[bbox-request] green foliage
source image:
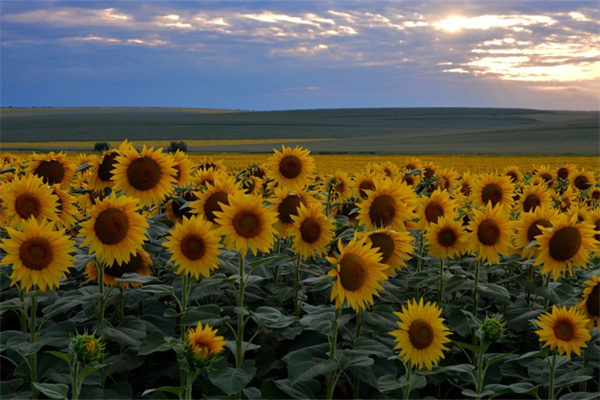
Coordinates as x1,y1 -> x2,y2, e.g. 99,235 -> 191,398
93,142 -> 110,152
167,140 -> 188,153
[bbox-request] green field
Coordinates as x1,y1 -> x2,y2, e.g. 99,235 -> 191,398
1,107 -> 598,154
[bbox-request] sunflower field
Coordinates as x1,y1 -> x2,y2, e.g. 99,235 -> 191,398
0,142 -> 599,400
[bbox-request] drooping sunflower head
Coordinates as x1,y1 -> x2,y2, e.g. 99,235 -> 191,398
79,194 -> 149,266
269,187 -> 313,238
470,173 -> 516,210
357,178 -> 417,231
84,249 -> 153,289
163,215 -> 222,279
26,151 -> 75,189
403,158 -> 423,174
51,184 -> 79,230
191,175 -> 242,228
327,238 -> 388,312
424,214 -> 467,260
534,305 -> 591,359
2,174 -> 59,227
534,213 -> 599,281
534,165 -> 555,186
187,322 -> 227,365
466,203 -> 515,265
192,167 -> 228,191
269,145 -> 316,190
380,161 -> 400,179
576,276 -> 600,332
458,172 -> 475,198
1,217 -> 75,293
353,170 -> 379,199
169,150 -> 194,187
360,227 -> 414,273
513,206 -> 558,259
87,150 -> 120,194
112,145 -> 177,207
389,298 -> 452,370
416,188 -> 458,230
328,170 -> 353,201
214,192 -> 278,258
436,168 -> 459,191
422,162 -> 439,181
240,175 -> 264,196
289,202 -> 335,260
515,184 -> 552,214
196,156 -> 227,173
556,164 -> 576,181
502,165 -> 524,184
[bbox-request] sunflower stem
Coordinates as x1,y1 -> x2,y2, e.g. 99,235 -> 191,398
29,294 -> 39,400
326,306 -> 342,400
236,254 -> 246,368
71,359 -> 80,400
402,362 -> 413,400
18,288 -> 27,333
118,286 -> 125,323
273,237 -> 281,283
294,253 -> 302,316
542,272 -> 552,310
438,258 -> 445,304
415,233 -> 425,299
352,311 -> 363,399
97,261 -> 106,325
472,258 -> 481,349
475,338 -> 485,400
548,349 -> 557,400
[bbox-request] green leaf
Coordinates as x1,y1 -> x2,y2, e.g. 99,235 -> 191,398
141,386 -> 185,397
347,337 -> 394,359
137,331 -> 171,356
485,352 -> 513,366
463,388 -> 494,398
0,297 -> 24,314
377,375 -> 402,392
208,359 -> 257,396
96,316 -> 146,348
452,340 -> 480,353
136,284 -> 174,295
477,283 -> 510,303
181,304 -> 224,327
560,392 -> 599,400
116,273 -> 161,284
252,306 -> 297,329
32,382 -> 69,400
46,350 -> 72,366
341,355 -> 373,369
79,364 -> 107,381
285,351 -> 338,385
273,379 -> 316,400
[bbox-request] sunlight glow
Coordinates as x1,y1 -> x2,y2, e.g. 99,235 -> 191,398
434,14 -> 556,32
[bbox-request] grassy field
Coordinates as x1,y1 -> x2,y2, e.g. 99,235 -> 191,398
1,107 -> 597,155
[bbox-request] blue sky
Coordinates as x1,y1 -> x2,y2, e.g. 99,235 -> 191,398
1,1 -> 598,111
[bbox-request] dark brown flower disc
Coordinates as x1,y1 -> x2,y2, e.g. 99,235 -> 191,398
369,232 -> 395,263
477,219 -> 500,246
408,319 -> 434,350
233,212 -> 261,238
34,160 -> 65,185
339,253 -> 368,291
20,238 -> 53,271
94,208 -> 130,245
300,217 -> 322,244
548,227 -> 581,262
369,195 -> 396,228
126,156 -> 162,191
279,155 -> 302,179
181,235 -> 206,260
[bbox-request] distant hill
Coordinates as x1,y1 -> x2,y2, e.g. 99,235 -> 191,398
1,107 -> 598,155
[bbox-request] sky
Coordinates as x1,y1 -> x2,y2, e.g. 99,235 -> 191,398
1,1 -> 599,111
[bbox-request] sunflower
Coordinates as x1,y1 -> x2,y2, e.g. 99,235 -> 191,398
75,153 -> 95,175
401,171 -> 421,188
575,276 -> 600,332
169,150 -> 194,187
26,151 -> 75,189
416,188 -> 457,230
466,203 -> 515,265
240,175 -> 264,196
556,186 -> 578,213
380,161 -> 400,179
191,175 -> 241,228
534,165 -> 554,186
288,202 -> 335,260
424,214 -> 467,260
112,145 -> 177,207
327,238 -> 388,312
163,215 -> 221,279
357,178 -> 416,231
51,185 -> 79,230
436,168 -> 459,191
2,174 -> 59,227
270,187 -> 314,238
389,298 -> 452,370
422,162 -> 439,181
513,207 -> 559,259
79,194 -> 149,266
1,218 -> 75,293
515,184 -> 552,214
87,150 -> 119,194
329,170 -> 353,201
534,305 -> 591,359
353,170 -> 379,199
359,227 -> 414,274
502,165 -> 523,184
163,190 -> 198,224
196,156 -> 227,173
458,172 -> 476,198
192,167 -> 228,190
470,173 -> 515,210
269,145 -> 316,190
187,322 -> 227,361
572,169 -> 595,191
556,164 -> 577,181
403,158 -> 423,174
583,206 -> 600,246
214,192 -> 278,258
84,249 -> 153,289
534,213 -> 598,281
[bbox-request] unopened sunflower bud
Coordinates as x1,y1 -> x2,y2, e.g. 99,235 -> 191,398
70,332 -> 104,364
481,316 -> 505,344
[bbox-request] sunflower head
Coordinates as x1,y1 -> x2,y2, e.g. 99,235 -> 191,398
2,174 -> 60,227
84,249 -> 153,289
327,238 -> 388,312
270,145 -> 316,190
534,305 -> 591,359
360,228 -> 414,273
185,322 -> 226,369
481,315 -> 506,344
289,202 -> 335,260
424,214 -> 466,260
356,178 -> 416,231
389,298 -> 452,370
26,152 -> 75,189
576,276 -> 600,332
466,203 -> 514,265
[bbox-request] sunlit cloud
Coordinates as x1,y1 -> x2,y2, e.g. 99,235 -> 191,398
434,14 -> 556,32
